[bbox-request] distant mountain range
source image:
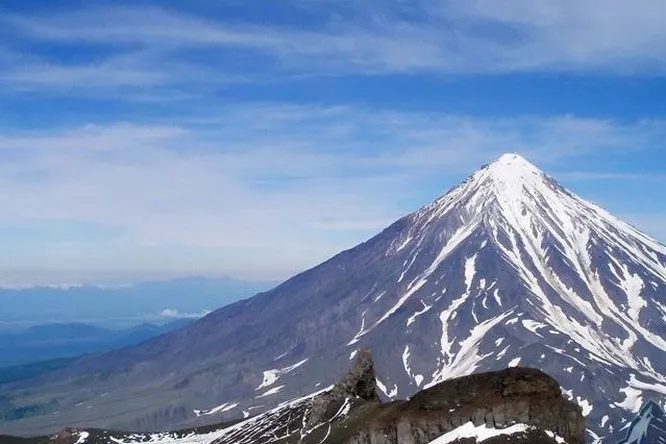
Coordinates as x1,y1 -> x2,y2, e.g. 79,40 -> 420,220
0,319 -> 191,375
0,276 -> 276,329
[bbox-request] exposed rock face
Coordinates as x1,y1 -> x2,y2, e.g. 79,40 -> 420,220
332,349 -> 381,402
50,428 -> 80,444
306,349 -> 380,430
346,367 -> 585,444
207,358 -> 585,444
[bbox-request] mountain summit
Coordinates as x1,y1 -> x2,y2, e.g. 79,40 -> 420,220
2,153 -> 666,442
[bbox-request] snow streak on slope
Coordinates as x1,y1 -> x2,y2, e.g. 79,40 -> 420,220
350,153 -> 666,441
108,388 -> 338,444
181,155 -> 666,442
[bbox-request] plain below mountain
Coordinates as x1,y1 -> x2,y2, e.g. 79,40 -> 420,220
0,320 -> 192,369
0,276 -> 275,330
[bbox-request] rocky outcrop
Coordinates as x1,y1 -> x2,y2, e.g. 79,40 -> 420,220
331,349 -> 380,402
9,355 -> 586,444
210,353 -> 585,444
346,367 -> 585,444
306,349 -> 381,429
50,428 -> 81,444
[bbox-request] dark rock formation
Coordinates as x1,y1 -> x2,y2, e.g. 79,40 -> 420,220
209,355 -> 585,444
331,349 -> 380,402
50,428 -> 80,444
306,349 -> 381,429
346,367 -> 585,444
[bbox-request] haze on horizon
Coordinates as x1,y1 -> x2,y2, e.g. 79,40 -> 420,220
1,0 -> 665,287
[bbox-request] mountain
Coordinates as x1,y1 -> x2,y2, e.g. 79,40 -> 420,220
0,320 -> 192,369
2,153 -> 666,442
618,400 -> 666,444
3,354 -> 586,444
0,276 -> 276,329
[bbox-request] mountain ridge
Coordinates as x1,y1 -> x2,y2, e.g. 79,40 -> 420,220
3,355 -> 587,444
2,153 -> 665,442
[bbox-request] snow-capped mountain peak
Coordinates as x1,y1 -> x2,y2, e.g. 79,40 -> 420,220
480,152 -> 545,188
5,154 -> 666,444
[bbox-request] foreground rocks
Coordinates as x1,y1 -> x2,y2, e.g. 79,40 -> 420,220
6,351 -> 585,444
210,350 -> 584,444
51,428 -> 82,444
345,365 -> 584,444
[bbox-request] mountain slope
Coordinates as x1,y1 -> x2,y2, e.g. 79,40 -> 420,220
6,355 -> 586,444
617,400 -> 666,444
2,153 -> 665,442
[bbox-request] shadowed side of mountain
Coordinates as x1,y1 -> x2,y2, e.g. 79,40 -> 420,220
6,353 -> 585,444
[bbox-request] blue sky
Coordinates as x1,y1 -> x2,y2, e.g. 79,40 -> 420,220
0,0 -> 665,286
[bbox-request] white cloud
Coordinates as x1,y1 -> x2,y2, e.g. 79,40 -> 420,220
1,0 -> 665,95
0,105 -> 664,284
157,309 -> 210,320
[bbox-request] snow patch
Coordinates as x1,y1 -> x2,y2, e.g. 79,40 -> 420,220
407,300 -> 433,327
376,378 -> 398,399
256,359 -> 308,390
428,421 -> 533,444
256,385 -> 285,398
193,402 -> 239,417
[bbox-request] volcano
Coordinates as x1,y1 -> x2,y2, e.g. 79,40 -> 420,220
3,153 -> 666,442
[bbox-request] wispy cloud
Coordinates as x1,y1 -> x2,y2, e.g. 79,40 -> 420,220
558,171 -> 666,182
155,308 -> 210,320
0,105 -> 664,284
624,214 -> 666,244
1,1 -> 665,96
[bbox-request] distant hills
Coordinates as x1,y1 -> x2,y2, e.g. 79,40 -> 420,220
0,319 -> 191,380
0,276 -> 276,329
